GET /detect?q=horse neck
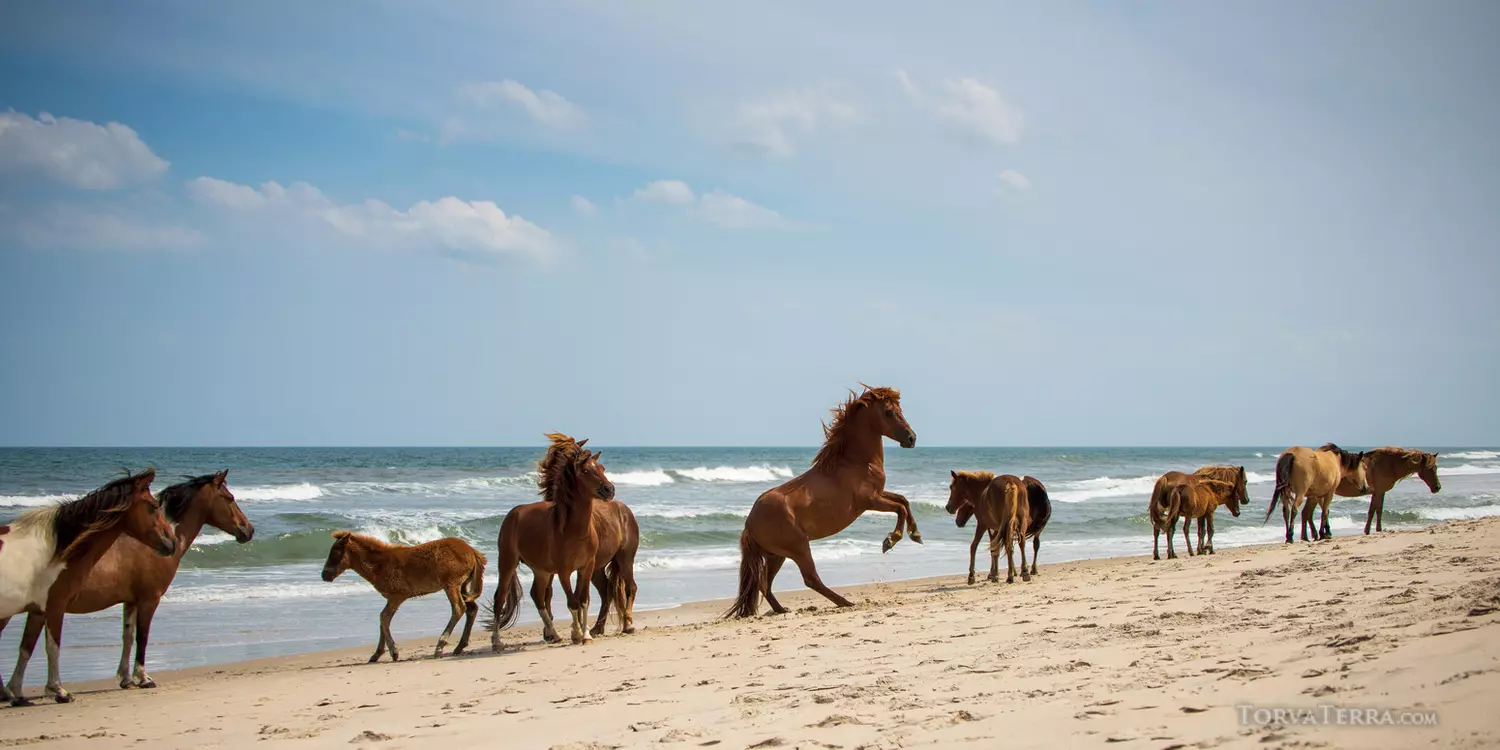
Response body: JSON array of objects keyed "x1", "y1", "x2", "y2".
[
  {"x1": 557, "y1": 487, "x2": 595, "y2": 537},
  {"x1": 61, "y1": 524, "x2": 131, "y2": 572},
  {"x1": 168, "y1": 504, "x2": 212, "y2": 561},
  {"x1": 345, "y1": 539, "x2": 391, "y2": 580},
  {"x1": 823, "y1": 408, "x2": 886, "y2": 476}
]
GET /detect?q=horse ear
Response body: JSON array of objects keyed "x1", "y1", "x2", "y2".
[
  {"x1": 331, "y1": 530, "x2": 350, "y2": 540},
  {"x1": 576, "y1": 438, "x2": 589, "y2": 449},
  {"x1": 592, "y1": 450, "x2": 602, "y2": 462},
  {"x1": 950, "y1": 470, "x2": 958, "y2": 479},
  {"x1": 215, "y1": 469, "x2": 229, "y2": 485},
  {"x1": 135, "y1": 467, "x2": 156, "y2": 487}
]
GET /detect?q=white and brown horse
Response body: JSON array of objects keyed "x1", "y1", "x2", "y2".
[{"x1": 0, "y1": 469, "x2": 175, "y2": 705}]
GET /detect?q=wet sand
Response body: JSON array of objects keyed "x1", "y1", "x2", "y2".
[{"x1": 3, "y1": 518, "x2": 1498, "y2": 749}]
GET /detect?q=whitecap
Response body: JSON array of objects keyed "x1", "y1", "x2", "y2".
[
  {"x1": 234, "y1": 482, "x2": 325, "y2": 502},
  {"x1": 611, "y1": 469, "x2": 675, "y2": 487},
  {"x1": 674, "y1": 465, "x2": 795, "y2": 483}
]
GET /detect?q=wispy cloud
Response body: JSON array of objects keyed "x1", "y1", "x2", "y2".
[
  {"x1": 632, "y1": 179, "x2": 696, "y2": 205},
  {"x1": 0, "y1": 110, "x2": 169, "y2": 189},
  {"x1": 3, "y1": 203, "x2": 203, "y2": 252},
  {"x1": 998, "y1": 169, "x2": 1032, "y2": 191},
  {"x1": 731, "y1": 87, "x2": 857, "y2": 158},
  {"x1": 626, "y1": 179, "x2": 797, "y2": 231},
  {"x1": 460, "y1": 79, "x2": 585, "y2": 130},
  {"x1": 895, "y1": 74, "x2": 1022, "y2": 146},
  {"x1": 570, "y1": 194, "x2": 598, "y2": 217}
]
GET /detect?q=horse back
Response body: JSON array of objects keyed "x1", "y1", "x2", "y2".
[{"x1": 0, "y1": 524, "x2": 66, "y2": 618}]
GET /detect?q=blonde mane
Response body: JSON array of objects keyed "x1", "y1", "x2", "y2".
[
  {"x1": 7, "y1": 506, "x2": 59, "y2": 547},
  {"x1": 811, "y1": 386, "x2": 901, "y2": 471}
]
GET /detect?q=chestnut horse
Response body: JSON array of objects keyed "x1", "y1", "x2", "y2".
[
  {"x1": 64, "y1": 470, "x2": 254, "y2": 689},
  {"x1": 531, "y1": 497, "x2": 640, "y2": 642},
  {"x1": 488, "y1": 433, "x2": 617, "y2": 650},
  {"x1": 1264, "y1": 444, "x2": 1369, "y2": 543},
  {"x1": 945, "y1": 472, "x2": 1035, "y2": 584},
  {"x1": 724, "y1": 386, "x2": 918, "y2": 618},
  {"x1": 1326, "y1": 447, "x2": 1440, "y2": 535},
  {"x1": 0, "y1": 469, "x2": 175, "y2": 705},
  {"x1": 1149, "y1": 466, "x2": 1248, "y2": 560},
  {"x1": 321, "y1": 531, "x2": 487, "y2": 662},
  {"x1": 950, "y1": 473, "x2": 1051, "y2": 581}
]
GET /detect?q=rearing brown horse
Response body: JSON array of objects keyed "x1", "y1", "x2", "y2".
[{"x1": 724, "y1": 385, "x2": 918, "y2": 618}]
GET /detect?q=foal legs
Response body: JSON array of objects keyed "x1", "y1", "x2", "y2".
[
  {"x1": 370, "y1": 598, "x2": 403, "y2": 663},
  {"x1": 1015, "y1": 520, "x2": 1031, "y2": 583},
  {"x1": 434, "y1": 584, "x2": 466, "y2": 658},
  {"x1": 1205, "y1": 514, "x2": 1217, "y2": 554},
  {"x1": 1181, "y1": 512, "x2": 1194, "y2": 557},
  {"x1": 1195, "y1": 516, "x2": 1207, "y2": 555}
]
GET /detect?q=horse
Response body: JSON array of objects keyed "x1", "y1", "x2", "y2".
[
  {"x1": 945, "y1": 472, "x2": 1036, "y2": 584},
  {"x1": 60, "y1": 470, "x2": 253, "y2": 689},
  {"x1": 531, "y1": 497, "x2": 639, "y2": 643},
  {"x1": 723, "y1": 385, "x2": 918, "y2": 618},
  {"x1": 321, "y1": 531, "x2": 487, "y2": 663},
  {"x1": 1264, "y1": 444, "x2": 1369, "y2": 543},
  {"x1": 488, "y1": 433, "x2": 617, "y2": 651},
  {"x1": 0, "y1": 468, "x2": 175, "y2": 705},
  {"x1": 951, "y1": 473, "x2": 1051, "y2": 581},
  {"x1": 1323, "y1": 446, "x2": 1441, "y2": 535},
  {"x1": 1149, "y1": 466, "x2": 1248, "y2": 560}
]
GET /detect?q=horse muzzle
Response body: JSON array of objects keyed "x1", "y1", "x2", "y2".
[
  {"x1": 597, "y1": 483, "x2": 617, "y2": 501},
  {"x1": 321, "y1": 568, "x2": 338, "y2": 582},
  {"x1": 154, "y1": 536, "x2": 177, "y2": 557},
  {"x1": 900, "y1": 434, "x2": 917, "y2": 449},
  {"x1": 235, "y1": 525, "x2": 256, "y2": 543}
]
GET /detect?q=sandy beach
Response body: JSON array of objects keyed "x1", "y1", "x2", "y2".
[{"x1": 4, "y1": 518, "x2": 1498, "y2": 749}]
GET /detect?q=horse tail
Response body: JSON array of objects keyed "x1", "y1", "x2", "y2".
[
  {"x1": 482, "y1": 571, "x2": 522, "y2": 633},
  {"x1": 462, "y1": 548, "x2": 486, "y2": 603},
  {"x1": 1149, "y1": 479, "x2": 1172, "y2": 530},
  {"x1": 1023, "y1": 476, "x2": 1051, "y2": 538},
  {"x1": 606, "y1": 560, "x2": 630, "y2": 630},
  {"x1": 722, "y1": 530, "x2": 766, "y2": 619},
  {"x1": 1265, "y1": 452, "x2": 1294, "y2": 524}
]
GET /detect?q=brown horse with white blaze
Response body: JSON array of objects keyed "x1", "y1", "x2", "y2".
[
  {"x1": 1149, "y1": 466, "x2": 1248, "y2": 560},
  {"x1": 945, "y1": 472, "x2": 1035, "y2": 585},
  {"x1": 1264, "y1": 444, "x2": 1369, "y2": 542},
  {"x1": 724, "y1": 385, "x2": 918, "y2": 618},
  {"x1": 63, "y1": 470, "x2": 253, "y2": 689},
  {"x1": 0, "y1": 469, "x2": 175, "y2": 705},
  {"x1": 1326, "y1": 446, "x2": 1441, "y2": 535},
  {"x1": 489, "y1": 433, "x2": 616, "y2": 650}
]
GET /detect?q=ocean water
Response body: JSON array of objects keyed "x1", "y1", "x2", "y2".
[{"x1": 2, "y1": 446, "x2": 1498, "y2": 683}]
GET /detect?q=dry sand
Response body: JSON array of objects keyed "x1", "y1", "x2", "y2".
[{"x1": 4, "y1": 518, "x2": 1499, "y2": 749}]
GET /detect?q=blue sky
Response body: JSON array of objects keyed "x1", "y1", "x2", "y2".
[{"x1": 1, "y1": 1, "x2": 1496, "y2": 447}]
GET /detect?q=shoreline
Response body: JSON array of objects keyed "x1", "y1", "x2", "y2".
[{"x1": 6, "y1": 518, "x2": 1498, "y2": 748}]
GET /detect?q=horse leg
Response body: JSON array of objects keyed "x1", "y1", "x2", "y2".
[
  {"x1": 558, "y1": 570, "x2": 586, "y2": 645},
  {"x1": 882, "y1": 491, "x2": 922, "y2": 544},
  {"x1": 435, "y1": 584, "x2": 465, "y2": 658},
  {"x1": 1206, "y1": 514, "x2": 1217, "y2": 554},
  {"x1": 622, "y1": 560, "x2": 639, "y2": 634},
  {"x1": 762, "y1": 555, "x2": 789, "y2": 614},
  {"x1": 987, "y1": 530, "x2": 1001, "y2": 583},
  {"x1": 7, "y1": 610, "x2": 44, "y2": 706},
  {"x1": 967, "y1": 525, "x2": 983, "y2": 585},
  {"x1": 1319, "y1": 497, "x2": 1332, "y2": 540},
  {"x1": 0, "y1": 617, "x2": 10, "y2": 705},
  {"x1": 784, "y1": 540, "x2": 855, "y2": 608},
  {"x1": 370, "y1": 599, "x2": 401, "y2": 663},
  {"x1": 869, "y1": 493, "x2": 907, "y2": 553},
  {"x1": 1153, "y1": 522, "x2": 1161, "y2": 561},
  {"x1": 1195, "y1": 516, "x2": 1206, "y2": 555},
  {"x1": 116, "y1": 604, "x2": 137, "y2": 688},
  {"x1": 42, "y1": 610, "x2": 70, "y2": 703},
  {"x1": 1181, "y1": 512, "x2": 1194, "y2": 557},
  {"x1": 1003, "y1": 523, "x2": 1019, "y2": 584},
  {"x1": 132, "y1": 599, "x2": 161, "y2": 688},
  {"x1": 1374, "y1": 490, "x2": 1387, "y2": 533},
  {"x1": 1017, "y1": 521, "x2": 1031, "y2": 583},
  {"x1": 1165, "y1": 517, "x2": 1178, "y2": 559},
  {"x1": 531, "y1": 573, "x2": 560, "y2": 643},
  {"x1": 589, "y1": 568, "x2": 611, "y2": 637}
]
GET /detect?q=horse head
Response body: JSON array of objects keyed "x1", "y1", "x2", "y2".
[
  {"x1": 322, "y1": 530, "x2": 353, "y2": 581},
  {"x1": 1225, "y1": 466, "x2": 1249, "y2": 517},
  {"x1": 1417, "y1": 452, "x2": 1441, "y2": 493},
  {"x1": 576, "y1": 448, "x2": 616, "y2": 501},
  {"x1": 122, "y1": 468, "x2": 176, "y2": 557},
  {"x1": 201, "y1": 470, "x2": 255, "y2": 543},
  {"x1": 862, "y1": 384, "x2": 916, "y2": 449}
]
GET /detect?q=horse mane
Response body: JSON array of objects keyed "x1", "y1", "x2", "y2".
[
  {"x1": 1316, "y1": 443, "x2": 1364, "y2": 471},
  {"x1": 52, "y1": 467, "x2": 155, "y2": 560},
  {"x1": 811, "y1": 385, "x2": 901, "y2": 471},
  {"x1": 1369, "y1": 446, "x2": 1435, "y2": 467},
  {"x1": 537, "y1": 432, "x2": 591, "y2": 504},
  {"x1": 954, "y1": 470, "x2": 996, "y2": 482},
  {"x1": 1193, "y1": 465, "x2": 1241, "y2": 484},
  {"x1": 334, "y1": 530, "x2": 393, "y2": 551},
  {"x1": 158, "y1": 472, "x2": 221, "y2": 522}
]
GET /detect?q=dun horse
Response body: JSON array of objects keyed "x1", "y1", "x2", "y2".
[
  {"x1": 321, "y1": 531, "x2": 487, "y2": 662},
  {"x1": 1150, "y1": 466, "x2": 1248, "y2": 560},
  {"x1": 945, "y1": 472, "x2": 1041, "y2": 584},
  {"x1": 532, "y1": 490, "x2": 640, "y2": 642},
  {"x1": 1325, "y1": 447, "x2": 1440, "y2": 535},
  {"x1": 0, "y1": 469, "x2": 175, "y2": 705},
  {"x1": 488, "y1": 433, "x2": 618, "y2": 650},
  {"x1": 1264, "y1": 444, "x2": 1369, "y2": 543},
  {"x1": 724, "y1": 386, "x2": 918, "y2": 618},
  {"x1": 950, "y1": 473, "x2": 1051, "y2": 581},
  {"x1": 61, "y1": 470, "x2": 254, "y2": 689}
]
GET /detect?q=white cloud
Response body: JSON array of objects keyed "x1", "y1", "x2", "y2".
[
  {"x1": 461, "y1": 79, "x2": 584, "y2": 129},
  {"x1": 732, "y1": 88, "x2": 857, "y2": 158},
  {"x1": 632, "y1": 179, "x2": 696, "y2": 205},
  {"x1": 0, "y1": 110, "x2": 169, "y2": 189},
  {"x1": 187, "y1": 177, "x2": 555, "y2": 258},
  {"x1": 697, "y1": 190, "x2": 792, "y2": 229},
  {"x1": 934, "y1": 78, "x2": 1023, "y2": 145},
  {"x1": 998, "y1": 169, "x2": 1032, "y2": 191},
  {"x1": 5, "y1": 204, "x2": 203, "y2": 251},
  {"x1": 895, "y1": 69, "x2": 922, "y2": 101},
  {"x1": 570, "y1": 194, "x2": 598, "y2": 217}
]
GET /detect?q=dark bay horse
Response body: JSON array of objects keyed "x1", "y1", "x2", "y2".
[
  {"x1": 64, "y1": 470, "x2": 253, "y2": 688},
  {"x1": 724, "y1": 386, "x2": 918, "y2": 618},
  {"x1": 945, "y1": 472, "x2": 1035, "y2": 584},
  {"x1": 322, "y1": 532, "x2": 487, "y2": 662},
  {"x1": 533, "y1": 493, "x2": 640, "y2": 642},
  {"x1": 950, "y1": 473, "x2": 1051, "y2": 581},
  {"x1": 1264, "y1": 444, "x2": 1369, "y2": 542},
  {"x1": 0, "y1": 469, "x2": 175, "y2": 705},
  {"x1": 1149, "y1": 466, "x2": 1248, "y2": 560},
  {"x1": 1327, "y1": 447, "x2": 1440, "y2": 534},
  {"x1": 489, "y1": 433, "x2": 617, "y2": 650}
]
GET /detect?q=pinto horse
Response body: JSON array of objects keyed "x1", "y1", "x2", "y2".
[
  {"x1": 62, "y1": 470, "x2": 253, "y2": 689},
  {"x1": 724, "y1": 385, "x2": 918, "y2": 618},
  {"x1": 0, "y1": 469, "x2": 175, "y2": 705},
  {"x1": 1150, "y1": 466, "x2": 1248, "y2": 560},
  {"x1": 531, "y1": 497, "x2": 640, "y2": 643},
  {"x1": 1264, "y1": 444, "x2": 1369, "y2": 543},
  {"x1": 1326, "y1": 447, "x2": 1441, "y2": 535},
  {"x1": 950, "y1": 473, "x2": 1051, "y2": 581},
  {"x1": 488, "y1": 433, "x2": 617, "y2": 650}
]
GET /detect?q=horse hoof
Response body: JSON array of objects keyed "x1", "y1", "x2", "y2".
[
  {"x1": 542, "y1": 633, "x2": 561, "y2": 644},
  {"x1": 137, "y1": 679, "x2": 157, "y2": 690},
  {"x1": 367, "y1": 655, "x2": 381, "y2": 664},
  {"x1": 881, "y1": 538, "x2": 894, "y2": 553},
  {"x1": 910, "y1": 532, "x2": 924, "y2": 545},
  {"x1": 10, "y1": 697, "x2": 32, "y2": 708},
  {"x1": 1167, "y1": 553, "x2": 1177, "y2": 560},
  {"x1": 966, "y1": 576, "x2": 976, "y2": 585},
  {"x1": 389, "y1": 652, "x2": 400, "y2": 662},
  {"x1": 622, "y1": 627, "x2": 635, "y2": 635},
  {"x1": 1021, "y1": 576, "x2": 1032, "y2": 583}
]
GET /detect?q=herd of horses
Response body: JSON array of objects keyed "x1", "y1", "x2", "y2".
[{"x1": 0, "y1": 385, "x2": 1447, "y2": 706}]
